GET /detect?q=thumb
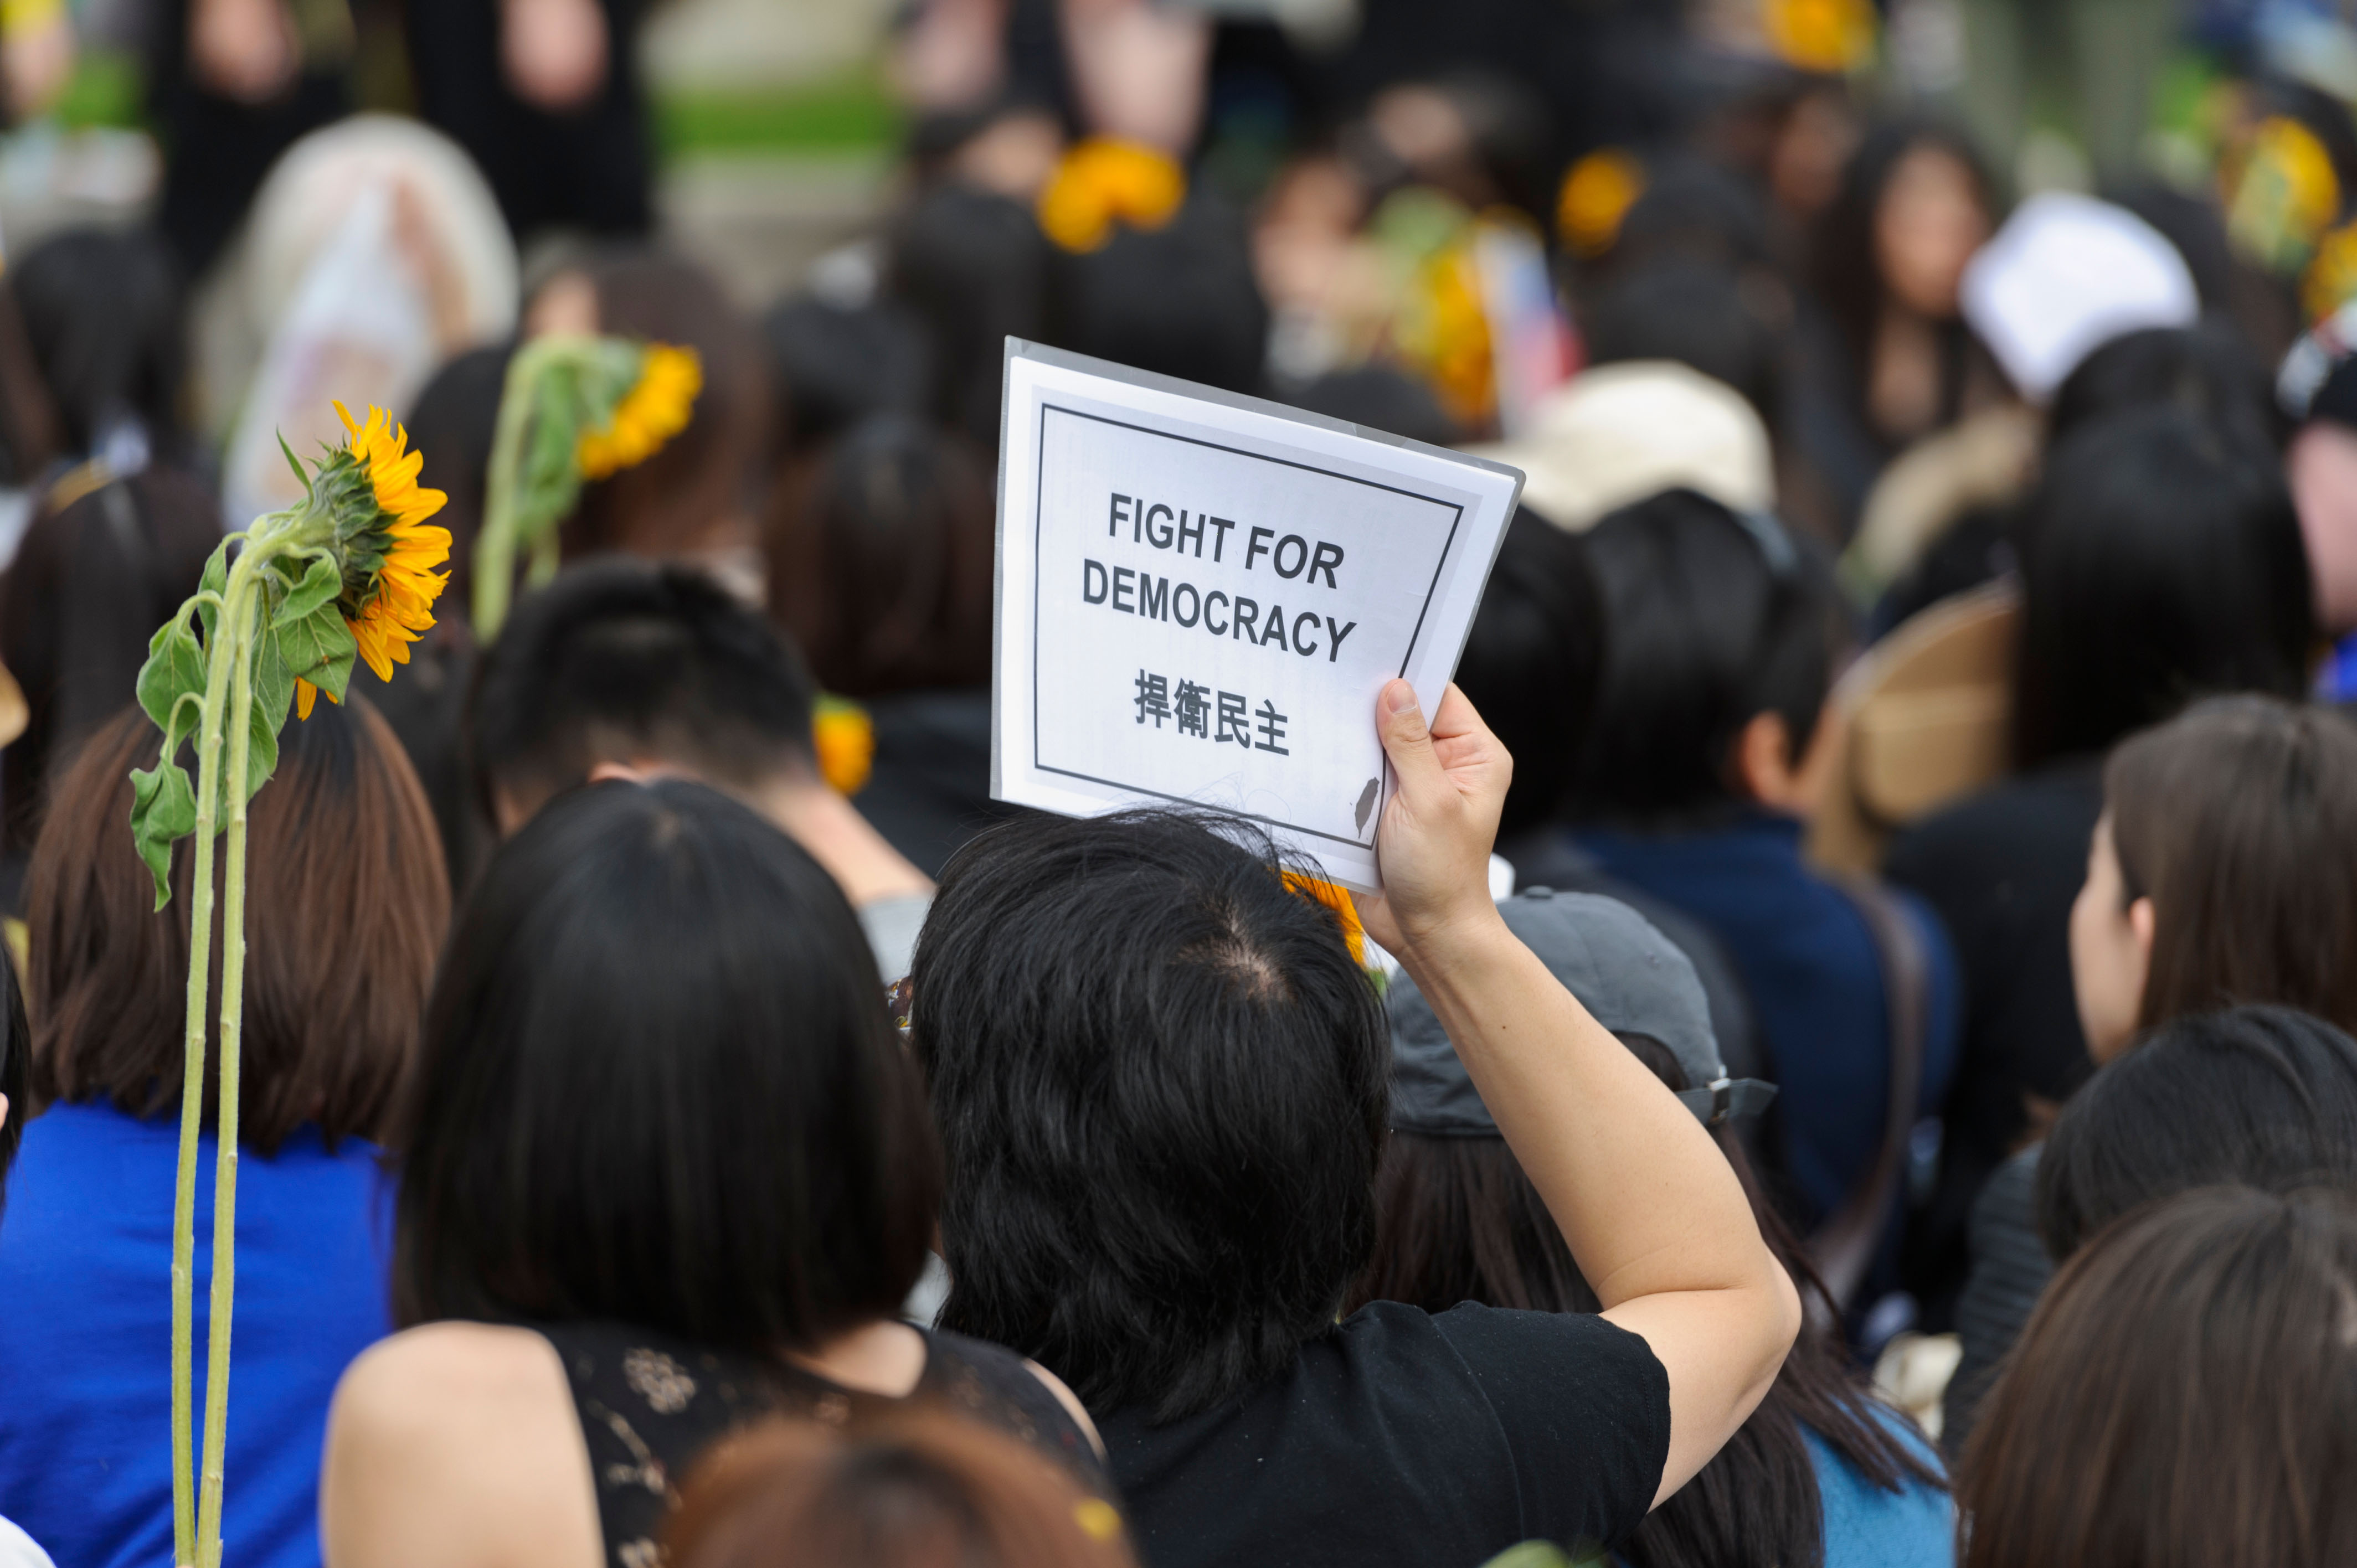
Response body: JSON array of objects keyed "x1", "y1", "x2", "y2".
[{"x1": 1376, "y1": 679, "x2": 1443, "y2": 806}]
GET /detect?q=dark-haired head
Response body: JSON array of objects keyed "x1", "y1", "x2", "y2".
[
  {"x1": 886, "y1": 185, "x2": 1050, "y2": 448},
  {"x1": 1811, "y1": 119, "x2": 1992, "y2": 355},
  {"x1": 1567, "y1": 489, "x2": 1838, "y2": 828},
  {"x1": 1042, "y1": 199, "x2": 1268, "y2": 396},
  {"x1": 2047, "y1": 321, "x2": 2284, "y2": 456},
  {"x1": 2037, "y1": 1005, "x2": 2357, "y2": 1261},
  {"x1": 764, "y1": 298, "x2": 934, "y2": 457},
  {"x1": 392, "y1": 778, "x2": 936, "y2": 1348},
  {"x1": 2012, "y1": 408, "x2": 2313, "y2": 766},
  {"x1": 764, "y1": 414, "x2": 995, "y2": 698},
  {"x1": 2068, "y1": 699, "x2": 2357, "y2": 1062},
  {"x1": 1450, "y1": 508, "x2": 1604, "y2": 840},
  {"x1": 469, "y1": 559, "x2": 819, "y2": 833},
  {"x1": 912, "y1": 808, "x2": 1385, "y2": 1422},
  {"x1": 27, "y1": 700, "x2": 448, "y2": 1152},
  {"x1": 12, "y1": 226, "x2": 183, "y2": 458},
  {"x1": 1579, "y1": 257, "x2": 1784, "y2": 427},
  {"x1": 1958, "y1": 1185, "x2": 2357, "y2": 1568}
]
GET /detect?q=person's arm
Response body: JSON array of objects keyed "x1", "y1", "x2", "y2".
[
  {"x1": 320, "y1": 1323, "x2": 602, "y2": 1568},
  {"x1": 1354, "y1": 680, "x2": 1800, "y2": 1508}
]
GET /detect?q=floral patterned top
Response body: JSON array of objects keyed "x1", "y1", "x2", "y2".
[{"x1": 534, "y1": 1319, "x2": 1109, "y2": 1568}]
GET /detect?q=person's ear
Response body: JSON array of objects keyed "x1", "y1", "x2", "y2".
[
  {"x1": 1, "y1": 1092, "x2": 11, "y2": 1130},
  {"x1": 1732, "y1": 711, "x2": 1805, "y2": 810},
  {"x1": 2128, "y1": 896, "x2": 2157, "y2": 963}
]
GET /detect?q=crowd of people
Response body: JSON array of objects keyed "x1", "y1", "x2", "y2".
[{"x1": 0, "y1": 0, "x2": 2349, "y2": 1565}]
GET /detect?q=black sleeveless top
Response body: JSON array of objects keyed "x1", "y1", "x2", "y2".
[{"x1": 536, "y1": 1319, "x2": 1110, "y2": 1567}]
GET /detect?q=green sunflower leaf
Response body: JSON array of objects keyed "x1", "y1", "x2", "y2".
[
  {"x1": 277, "y1": 601, "x2": 357, "y2": 707},
  {"x1": 195, "y1": 539, "x2": 229, "y2": 646},
  {"x1": 279, "y1": 432, "x2": 312, "y2": 496},
  {"x1": 276, "y1": 551, "x2": 343, "y2": 625},
  {"x1": 128, "y1": 759, "x2": 197, "y2": 910},
  {"x1": 241, "y1": 622, "x2": 293, "y2": 802},
  {"x1": 135, "y1": 613, "x2": 207, "y2": 749}
]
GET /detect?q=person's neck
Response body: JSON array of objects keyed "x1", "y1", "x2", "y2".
[
  {"x1": 752, "y1": 775, "x2": 935, "y2": 908},
  {"x1": 785, "y1": 1318, "x2": 928, "y2": 1398}
]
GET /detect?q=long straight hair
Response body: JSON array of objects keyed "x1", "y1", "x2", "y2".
[{"x1": 1350, "y1": 1038, "x2": 1942, "y2": 1568}]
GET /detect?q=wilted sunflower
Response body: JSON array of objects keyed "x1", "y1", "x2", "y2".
[
  {"x1": 577, "y1": 344, "x2": 702, "y2": 479},
  {"x1": 295, "y1": 403, "x2": 451, "y2": 718}
]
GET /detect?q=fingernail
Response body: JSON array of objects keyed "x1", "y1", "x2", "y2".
[{"x1": 1386, "y1": 682, "x2": 1419, "y2": 714}]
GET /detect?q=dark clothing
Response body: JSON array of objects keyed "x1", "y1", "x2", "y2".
[
  {"x1": 538, "y1": 1320, "x2": 1107, "y2": 1568},
  {"x1": 406, "y1": 0, "x2": 653, "y2": 244},
  {"x1": 854, "y1": 688, "x2": 1035, "y2": 879},
  {"x1": 1570, "y1": 814, "x2": 1961, "y2": 1231},
  {"x1": 1098, "y1": 1301, "x2": 1669, "y2": 1568},
  {"x1": 1942, "y1": 1144, "x2": 2049, "y2": 1452},
  {"x1": 1497, "y1": 830, "x2": 1763, "y2": 1084},
  {"x1": 1883, "y1": 763, "x2": 2103, "y2": 1327}
]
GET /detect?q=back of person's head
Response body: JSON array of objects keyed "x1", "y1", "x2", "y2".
[
  {"x1": 2102, "y1": 698, "x2": 2357, "y2": 1033},
  {"x1": 2037, "y1": 1005, "x2": 2357, "y2": 1260},
  {"x1": 764, "y1": 297, "x2": 934, "y2": 457},
  {"x1": 912, "y1": 808, "x2": 1385, "y2": 1422},
  {"x1": 469, "y1": 559, "x2": 817, "y2": 829},
  {"x1": 1451, "y1": 509, "x2": 1604, "y2": 840},
  {"x1": 1595, "y1": 153, "x2": 1778, "y2": 280},
  {"x1": 27, "y1": 700, "x2": 448, "y2": 1152},
  {"x1": 1285, "y1": 365, "x2": 1459, "y2": 448},
  {"x1": 1043, "y1": 199, "x2": 1268, "y2": 396},
  {"x1": 2013, "y1": 408, "x2": 2313, "y2": 766},
  {"x1": 1579, "y1": 257, "x2": 1783, "y2": 425},
  {"x1": 886, "y1": 184, "x2": 1050, "y2": 448},
  {"x1": 2047, "y1": 321, "x2": 2284, "y2": 456},
  {"x1": 668, "y1": 1410, "x2": 1136, "y2": 1568},
  {"x1": 12, "y1": 226, "x2": 183, "y2": 457},
  {"x1": 1958, "y1": 1184, "x2": 2357, "y2": 1568},
  {"x1": 1567, "y1": 489, "x2": 1836, "y2": 826},
  {"x1": 392, "y1": 778, "x2": 936, "y2": 1348},
  {"x1": 403, "y1": 344, "x2": 509, "y2": 620},
  {"x1": 765, "y1": 415, "x2": 994, "y2": 698},
  {"x1": 557, "y1": 250, "x2": 771, "y2": 560}
]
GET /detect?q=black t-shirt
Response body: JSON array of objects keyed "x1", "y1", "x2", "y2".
[{"x1": 1096, "y1": 1301, "x2": 1671, "y2": 1568}]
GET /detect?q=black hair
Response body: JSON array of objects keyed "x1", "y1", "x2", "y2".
[
  {"x1": 886, "y1": 185, "x2": 1050, "y2": 449},
  {"x1": 2011, "y1": 406, "x2": 2314, "y2": 766},
  {"x1": 764, "y1": 297, "x2": 934, "y2": 456},
  {"x1": 2047, "y1": 321, "x2": 2284, "y2": 457},
  {"x1": 11, "y1": 226, "x2": 183, "y2": 457},
  {"x1": 1811, "y1": 117, "x2": 1992, "y2": 352},
  {"x1": 1451, "y1": 508, "x2": 1605, "y2": 840},
  {"x1": 1601, "y1": 152, "x2": 1779, "y2": 279},
  {"x1": 1285, "y1": 366, "x2": 1460, "y2": 448},
  {"x1": 1567, "y1": 489, "x2": 1838, "y2": 826},
  {"x1": 392, "y1": 778, "x2": 939, "y2": 1348},
  {"x1": 403, "y1": 344, "x2": 510, "y2": 620},
  {"x1": 469, "y1": 559, "x2": 818, "y2": 823},
  {"x1": 1043, "y1": 198, "x2": 1268, "y2": 396},
  {"x1": 2037, "y1": 1004, "x2": 2357, "y2": 1261},
  {"x1": 1580, "y1": 256, "x2": 1784, "y2": 425},
  {"x1": 0, "y1": 944, "x2": 25, "y2": 1217},
  {"x1": 911, "y1": 808, "x2": 1387, "y2": 1423}
]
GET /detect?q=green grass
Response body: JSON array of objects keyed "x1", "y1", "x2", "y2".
[{"x1": 654, "y1": 66, "x2": 902, "y2": 159}]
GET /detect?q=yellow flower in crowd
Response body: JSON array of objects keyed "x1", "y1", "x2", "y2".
[
  {"x1": 1557, "y1": 149, "x2": 1646, "y2": 259},
  {"x1": 1285, "y1": 871, "x2": 1368, "y2": 967},
  {"x1": 813, "y1": 694, "x2": 875, "y2": 796},
  {"x1": 578, "y1": 344, "x2": 702, "y2": 481},
  {"x1": 1037, "y1": 138, "x2": 1186, "y2": 253},
  {"x1": 296, "y1": 402, "x2": 451, "y2": 718}
]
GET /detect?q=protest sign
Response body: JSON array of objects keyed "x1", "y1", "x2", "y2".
[{"x1": 992, "y1": 340, "x2": 1524, "y2": 890}]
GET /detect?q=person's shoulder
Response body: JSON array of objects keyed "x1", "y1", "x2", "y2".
[
  {"x1": 1402, "y1": 1300, "x2": 1664, "y2": 1385},
  {"x1": 1804, "y1": 1405, "x2": 1955, "y2": 1565},
  {"x1": 0, "y1": 1515, "x2": 54, "y2": 1568},
  {"x1": 323, "y1": 1323, "x2": 598, "y2": 1568}
]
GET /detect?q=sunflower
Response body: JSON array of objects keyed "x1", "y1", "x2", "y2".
[
  {"x1": 295, "y1": 403, "x2": 451, "y2": 718},
  {"x1": 577, "y1": 344, "x2": 702, "y2": 480}
]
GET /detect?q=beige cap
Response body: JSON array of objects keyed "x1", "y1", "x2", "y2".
[{"x1": 1465, "y1": 360, "x2": 1776, "y2": 531}]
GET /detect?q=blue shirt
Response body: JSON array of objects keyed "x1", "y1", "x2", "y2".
[
  {"x1": 1806, "y1": 1407, "x2": 1954, "y2": 1566},
  {"x1": 0, "y1": 1101, "x2": 393, "y2": 1568},
  {"x1": 1571, "y1": 814, "x2": 1960, "y2": 1225}
]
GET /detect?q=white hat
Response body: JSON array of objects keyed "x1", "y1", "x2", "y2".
[
  {"x1": 1466, "y1": 359, "x2": 1775, "y2": 531},
  {"x1": 1960, "y1": 192, "x2": 2200, "y2": 404}
]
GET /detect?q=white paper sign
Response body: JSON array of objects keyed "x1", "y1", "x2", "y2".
[{"x1": 992, "y1": 341, "x2": 1523, "y2": 889}]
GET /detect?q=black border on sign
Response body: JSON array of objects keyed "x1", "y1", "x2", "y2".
[{"x1": 1028, "y1": 401, "x2": 1464, "y2": 849}]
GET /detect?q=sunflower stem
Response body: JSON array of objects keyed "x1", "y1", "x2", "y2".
[
  {"x1": 194, "y1": 554, "x2": 260, "y2": 1568},
  {"x1": 476, "y1": 337, "x2": 568, "y2": 641}
]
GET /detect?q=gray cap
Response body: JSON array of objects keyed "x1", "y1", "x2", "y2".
[{"x1": 1387, "y1": 888, "x2": 1777, "y2": 1133}]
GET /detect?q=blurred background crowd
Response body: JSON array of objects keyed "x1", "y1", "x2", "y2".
[{"x1": 0, "y1": 0, "x2": 2351, "y2": 1564}]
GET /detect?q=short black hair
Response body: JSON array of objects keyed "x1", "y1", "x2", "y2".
[
  {"x1": 1567, "y1": 489, "x2": 1838, "y2": 826},
  {"x1": 2011, "y1": 406, "x2": 2314, "y2": 766},
  {"x1": 886, "y1": 185, "x2": 1049, "y2": 449},
  {"x1": 1579, "y1": 257, "x2": 1783, "y2": 424},
  {"x1": 392, "y1": 779, "x2": 938, "y2": 1349},
  {"x1": 1451, "y1": 508, "x2": 1605, "y2": 839},
  {"x1": 13, "y1": 225, "x2": 183, "y2": 457},
  {"x1": 764, "y1": 297, "x2": 934, "y2": 456},
  {"x1": 912, "y1": 808, "x2": 1386, "y2": 1423},
  {"x1": 1043, "y1": 197, "x2": 1269, "y2": 396},
  {"x1": 469, "y1": 559, "x2": 818, "y2": 821},
  {"x1": 2036, "y1": 1004, "x2": 2357, "y2": 1261}
]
